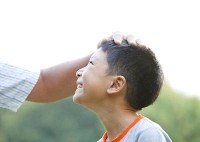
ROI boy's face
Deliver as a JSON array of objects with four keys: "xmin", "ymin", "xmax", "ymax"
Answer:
[{"xmin": 73, "ymin": 48, "xmax": 113, "ymax": 108}]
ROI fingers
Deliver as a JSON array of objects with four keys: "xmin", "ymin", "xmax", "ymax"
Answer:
[
  {"xmin": 126, "ymin": 34, "xmax": 137, "ymax": 45},
  {"xmin": 97, "ymin": 32, "xmax": 140, "ymax": 49},
  {"xmin": 112, "ymin": 31, "xmax": 124, "ymax": 45},
  {"xmin": 112, "ymin": 32, "xmax": 138, "ymax": 45}
]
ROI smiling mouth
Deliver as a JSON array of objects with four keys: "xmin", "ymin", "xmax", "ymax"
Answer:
[
  {"xmin": 77, "ymin": 84, "xmax": 83, "ymax": 89},
  {"xmin": 76, "ymin": 80, "xmax": 83, "ymax": 89}
]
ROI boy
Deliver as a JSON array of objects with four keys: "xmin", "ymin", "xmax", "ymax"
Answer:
[{"xmin": 73, "ymin": 36, "xmax": 172, "ymax": 142}]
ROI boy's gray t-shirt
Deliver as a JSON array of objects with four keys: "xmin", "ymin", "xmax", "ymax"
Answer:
[{"xmin": 98, "ymin": 117, "xmax": 172, "ymax": 142}]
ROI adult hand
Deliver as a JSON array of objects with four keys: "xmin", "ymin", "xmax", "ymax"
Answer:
[{"xmin": 98, "ymin": 31, "xmax": 137, "ymax": 48}]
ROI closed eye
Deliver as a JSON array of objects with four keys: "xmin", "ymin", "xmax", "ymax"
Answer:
[{"xmin": 89, "ymin": 61, "xmax": 94, "ymax": 65}]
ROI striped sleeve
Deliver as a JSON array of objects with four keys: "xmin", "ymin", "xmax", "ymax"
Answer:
[{"xmin": 0, "ymin": 60, "xmax": 39, "ymax": 112}]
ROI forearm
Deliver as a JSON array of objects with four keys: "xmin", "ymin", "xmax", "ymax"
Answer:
[{"xmin": 26, "ymin": 54, "xmax": 91, "ymax": 102}]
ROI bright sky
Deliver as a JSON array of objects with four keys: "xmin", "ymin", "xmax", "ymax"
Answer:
[{"xmin": 0, "ymin": 0, "xmax": 199, "ymax": 98}]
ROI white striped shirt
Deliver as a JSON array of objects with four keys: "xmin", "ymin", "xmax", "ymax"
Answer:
[{"xmin": 0, "ymin": 60, "xmax": 39, "ymax": 112}]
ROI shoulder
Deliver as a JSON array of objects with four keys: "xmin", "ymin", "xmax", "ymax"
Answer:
[
  {"xmin": 136, "ymin": 117, "xmax": 163, "ymax": 131},
  {"xmin": 136, "ymin": 117, "xmax": 172, "ymax": 142},
  {"xmin": 124, "ymin": 117, "xmax": 172, "ymax": 142}
]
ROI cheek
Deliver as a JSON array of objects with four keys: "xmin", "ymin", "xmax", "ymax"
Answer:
[
  {"xmin": 84, "ymin": 81, "xmax": 108, "ymax": 100},
  {"xmin": 81, "ymin": 70, "xmax": 109, "ymax": 99},
  {"xmin": 83, "ymin": 74, "xmax": 100, "ymax": 92}
]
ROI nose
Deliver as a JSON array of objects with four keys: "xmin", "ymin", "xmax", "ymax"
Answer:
[{"xmin": 76, "ymin": 67, "xmax": 84, "ymax": 78}]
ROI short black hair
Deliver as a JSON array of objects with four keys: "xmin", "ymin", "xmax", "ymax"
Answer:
[{"xmin": 99, "ymin": 40, "xmax": 164, "ymax": 110}]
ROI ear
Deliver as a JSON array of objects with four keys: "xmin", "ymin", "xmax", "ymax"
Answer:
[{"xmin": 107, "ymin": 76, "xmax": 126, "ymax": 94}]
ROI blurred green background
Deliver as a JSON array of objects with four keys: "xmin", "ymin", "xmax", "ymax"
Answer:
[{"xmin": 0, "ymin": 82, "xmax": 200, "ymax": 142}]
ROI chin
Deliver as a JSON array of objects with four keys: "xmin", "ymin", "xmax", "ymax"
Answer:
[
  {"xmin": 73, "ymin": 94, "xmax": 81, "ymax": 104},
  {"xmin": 73, "ymin": 92, "xmax": 86, "ymax": 105},
  {"xmin": 73, "ymin": 88, "xmax": 83, "ymax": 103}
]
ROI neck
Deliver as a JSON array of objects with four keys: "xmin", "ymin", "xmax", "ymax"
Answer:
[{"xmin": 96, "ymin": 106, "xmax": 137, "ymax": 141}]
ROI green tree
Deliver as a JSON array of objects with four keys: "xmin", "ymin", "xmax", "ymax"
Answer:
[{"xmin": 0, "ymin": 98, "xmax": 104, "ymax": 142}]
